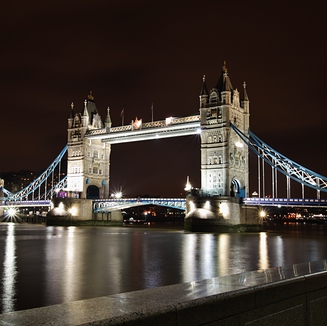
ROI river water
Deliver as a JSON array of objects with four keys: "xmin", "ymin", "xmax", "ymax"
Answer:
[{"xmin": 0, "ymin": 222, "xmax": 327, "ymax": 313}]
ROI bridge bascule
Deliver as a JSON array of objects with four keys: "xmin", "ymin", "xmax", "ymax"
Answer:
[{"xmin": 1, "ymin": 63, "xmax": 327, "ymax": 229}]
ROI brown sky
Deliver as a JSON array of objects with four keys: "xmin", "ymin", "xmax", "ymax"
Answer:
[{"xmin": 1, "ymin": 1, "xmax": 327, "ymax": 197}]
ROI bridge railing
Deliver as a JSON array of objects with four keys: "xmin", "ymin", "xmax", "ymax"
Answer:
[{"xmin": 243, "ymin": 197, "xmax": 327, "ymax": 206}]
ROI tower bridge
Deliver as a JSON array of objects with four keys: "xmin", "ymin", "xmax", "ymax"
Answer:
[{"xmin": 1, "ymin": 62, "xmax": 327, "ymax": 230}]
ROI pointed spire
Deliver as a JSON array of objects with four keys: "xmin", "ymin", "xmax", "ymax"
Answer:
[
  {"xmin": 87, "ymin": 90, "xmax": 94, "ymax": 101},
  {"xmin": 105, "ymin": 107, "xmax": 112, "ymax": 128},
  {"xmin": 216, "ymin": 61, "xmax": 233, "ymax": 92},
  {"xmin": 69, "ymin": 102, "xmax": 74, "ymax": 118},
  {"xmin": 241, "ymin": 81, "xmax": 249, "ymax": 101},
  {"xmin": 200, "ymin": 75, "xmax": 209, "ymax": 96},
  {"xmin": 83, "ymin": 99, "xmax": 88, "ymax": 116}
]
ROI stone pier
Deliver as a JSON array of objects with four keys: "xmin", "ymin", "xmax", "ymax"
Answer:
[
  {"xmin": 47, "ymin": 198, "xmax": 123, "ymax": 226},
  {"xmin": 184, "ymin": 195, "xmax": 262, "ymax": 232}
]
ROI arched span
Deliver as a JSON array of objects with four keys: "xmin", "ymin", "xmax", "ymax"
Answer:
[{"xmin": 230, "ymin": 178, "xmax": 244, "ymax": 198}]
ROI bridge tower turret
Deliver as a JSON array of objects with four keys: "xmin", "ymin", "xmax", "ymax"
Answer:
[
  {"xmin": 66, "ymin": 92, "xmax": 111, "ymax": 199},
  {"xmin": 199, "ymin": 62, "xmax": 249, "ymax": 198}
]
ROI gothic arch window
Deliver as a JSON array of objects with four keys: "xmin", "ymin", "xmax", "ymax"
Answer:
[
  {"xmin": 210, "ymin": 91, "xmax": 218, "ymax": 103},
  {"xmin": 218, "ymin": 135, "xmax": 222, "ymax": 142},
  {"xmin": 93, "ymin": 150, "xmax": 99, "ymax": 159},
  {"xmin": 218, "ymin": 108, "xmax": 222, "ymax": 119},
  {"xmin": 93, "ymin": 167, "xmax": 98, "ymax": 174},
  {"xmin": 213, "ymin": 136, "xmax": 217, "ymax": 143},
  {"xmin": 213, "ymin": 156, "xmax": 218, "ymax": 164},
  {"xmin": 218, "ymin": 156, "xmax": 222, "ymax": 164},
  {"xmin": 208, "ymin": 136, "xmax": 212, "ymax": 143}
]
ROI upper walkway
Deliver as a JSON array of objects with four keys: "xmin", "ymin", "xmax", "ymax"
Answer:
[{"xmin": 85, "ymin": 115, "xmax": 201, "ymax": 144}]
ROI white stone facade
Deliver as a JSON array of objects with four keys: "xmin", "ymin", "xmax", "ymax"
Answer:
[
  {"xmin": 66, "ymin": 94, "xmax": 111, "ymax": 199},
  {"xmin": 199, "ymin": 64, "xmax": 250, "ymax": 197}
]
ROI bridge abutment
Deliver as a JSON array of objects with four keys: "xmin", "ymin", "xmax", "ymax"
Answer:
[
  {"xmin": 184, "ymin": 195, "xmax": 262, "ymax": 232},
  {"xmin": 47, "ymin": 198, "xmax": 123, "ymax": 226}
]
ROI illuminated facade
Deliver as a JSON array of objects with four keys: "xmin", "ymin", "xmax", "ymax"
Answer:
[
  {"xmin": 66, "ymin": 92, "xmax": 111, "ymax": 199},
  {"xmin": 66, "ymin": 64, "xmax": 249, "ymax": 200},
  {"xmin": 199, "ymin": 63, "xmax": 250, "ymax": 197}
]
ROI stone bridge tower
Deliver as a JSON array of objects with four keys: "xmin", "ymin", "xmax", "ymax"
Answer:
[
  {"xmin": 199, "ymin": 62, "xmax": 250, "ymax": 198},
  {"xmin": 66, "ymin": 92, "xmax": 111, "ymax": 199}
]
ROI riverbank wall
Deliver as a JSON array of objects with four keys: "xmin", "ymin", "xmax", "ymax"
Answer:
[{"xmin": 0, "ymin": 260, "xmax": 326, "ymax": 325}]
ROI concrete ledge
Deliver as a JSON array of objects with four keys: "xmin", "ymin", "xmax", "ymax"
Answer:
[{"xmin": 0, "ymin": 260, "xmax": 326, "ymax": 325}]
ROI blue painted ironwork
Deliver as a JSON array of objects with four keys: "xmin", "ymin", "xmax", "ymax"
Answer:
[
  {"xmin": 230, "ymin": 123, "xmax": 327, "ymax": 193},
  {"xmin": 3, "ymin": 145, "xmax": 68, "ymax": 201}
]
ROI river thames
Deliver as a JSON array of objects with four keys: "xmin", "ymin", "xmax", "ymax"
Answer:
[{"xmin": 0, "ymin": 222, "xmax": 327, "ymax": 314}]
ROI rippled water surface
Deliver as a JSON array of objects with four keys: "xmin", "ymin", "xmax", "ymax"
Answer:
[{"xmin": 0, "ymin": 223, "xmax": 327, "ymax": 313}]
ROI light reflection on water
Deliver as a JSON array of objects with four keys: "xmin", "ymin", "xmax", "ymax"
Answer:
[
  {"xmin": 2, "ymin": 223, "xmax": 17, "ymax": 313},
  {"xmin": 0, "ymin": 223, "xmax": 327, "ymax": 313}
]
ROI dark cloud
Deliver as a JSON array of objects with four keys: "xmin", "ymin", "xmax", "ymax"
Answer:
[{"xmin": 1, "ymin": 1, "xmax": 327, "ymax": 196}]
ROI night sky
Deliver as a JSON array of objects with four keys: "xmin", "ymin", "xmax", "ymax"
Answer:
[{"xmin": 2, "ymin": 1, "xmax": 327, "ymax": 197}]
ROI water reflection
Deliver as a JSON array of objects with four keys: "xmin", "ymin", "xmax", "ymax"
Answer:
[
  {"xmin": 218, "ymin": 234, "xmax": 230, "ymax": 275},
  {"xmin": 2, "ymin": 223, "xmax": 17, "ymax": 312},
  {"xmin": 259, "ymin": 232, "xmax": 268, "ymax": 270},
  {"xmin": 0, "ymin": 225, "xmax": 327, "ymax": 314}
]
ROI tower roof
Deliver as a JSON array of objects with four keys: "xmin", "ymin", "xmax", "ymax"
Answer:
[
  {"xmin": 84, "ymin": 91, "xmax": 99, "ymax": 123},
  {"xmin": 241, "ymin": 81, "xmax": 249, "ymax": 101},
  {"xmin": 200, "ymin": 75, "xmax": 209, "ymax": 96},
  {"xmin": 215, "ymin": 61, "xmax": 233, "ymax": 92}
]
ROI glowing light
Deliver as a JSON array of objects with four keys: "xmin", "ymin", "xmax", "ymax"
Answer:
[
  {"xmin": 114, "ymin": 192, "xmax": 122, "ymax": 199},
  {"xmin": 58, "ymin": 202, "xmax": 65, "ymax": 212},
  {"xmin": 259, "ymin": 210, "xmax": 266, "ymax": 218},
  {"xmin": 165, "ymin": 117, "xmax": 173, "ymax": 125},
  {"xmin": 184, "ymin": 176, "xmax": 192, "ymax": 192},
  {"xmin": 204, "ymin": 200, "xmax": 210, "ymax": 210},
  {"xmin": 68, "ymin": 207, "xmax": 77, "ymax": 216},
  {"xmin": 219, "ymin": 202, "xmax": 229, "ymax": 218},
  {"xmin": 155, "ymin": 134, "xmax": 159, "ymax": 138},
  {"xmin": 196, "ymin": 128, "xmax": 201, "ymax": 134},
  {"xmin": 235, "ymin": 141, "xmax": 243, "ymax": 148},
  {"xmin": 189, "ymin": 200, "xmax": 196, "ymax": 211},
  {"xmin": 6, "ymin": 207, "xmax": 18, "ymax": 218}
]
